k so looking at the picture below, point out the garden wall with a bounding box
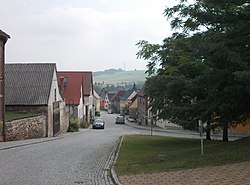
[5,115,47,141]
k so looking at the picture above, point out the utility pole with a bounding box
[0,29,10,142]
[199,120,204,156]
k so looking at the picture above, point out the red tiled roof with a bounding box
[111,90,126,101]
[82,72,93,96]
[57,71,93,105]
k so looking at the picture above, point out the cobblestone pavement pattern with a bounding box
[0,113,136,185]
[0,130,116,185]
[0,112,169,185]
[119,161,250,185]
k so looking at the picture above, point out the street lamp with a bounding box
[199,120,204,156]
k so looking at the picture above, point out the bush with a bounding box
[68,118,80,132]
[80,121,90,128]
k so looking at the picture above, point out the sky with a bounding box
[0,0,178,72]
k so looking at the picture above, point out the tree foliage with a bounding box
[137,0,250,141]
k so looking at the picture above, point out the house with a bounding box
[137,87,148,125]
[107,92,116,111]
[0,29,10,142]
[5,63,68,138]
[100,91,115,111]
[93,90,101,113]
[110,90,126,113]
[82,72,94,122]
[128,94,138,121]
[57,71,94,123]
[120,89,137,115]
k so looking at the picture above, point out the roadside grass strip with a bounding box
[115,135,250,175]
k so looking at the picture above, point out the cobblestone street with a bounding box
[0,113,129,185]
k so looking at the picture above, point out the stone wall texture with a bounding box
[5,115,46,141]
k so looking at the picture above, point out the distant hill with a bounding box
[93,69,147,84]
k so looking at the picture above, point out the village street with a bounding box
[0,112,201,185]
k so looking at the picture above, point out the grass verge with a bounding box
[115,135,250,176]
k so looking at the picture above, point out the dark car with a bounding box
[115,116,125,124]
[108,109,113,114]
[92,119,105,129]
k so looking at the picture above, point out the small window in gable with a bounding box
[54,89,57,101]
[63,77,68,85]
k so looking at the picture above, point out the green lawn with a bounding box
[6,112,38,121]
[115,135,250,176]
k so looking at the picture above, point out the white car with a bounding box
[115,116,125,124]
[92,119,105,129]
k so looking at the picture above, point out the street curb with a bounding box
[0,137,63,151]
[110,136,123,185]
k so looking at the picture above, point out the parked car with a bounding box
[92,119,105,129]
[95,111,100,117]
[108,109,113,114]
[115,116,125,124]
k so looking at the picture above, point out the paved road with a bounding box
[0,112,149,185]
[0,112,204,185]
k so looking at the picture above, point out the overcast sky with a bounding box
[0,0,178,71]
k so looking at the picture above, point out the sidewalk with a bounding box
[125,119,250,141]
[118,161,250,185]
[0,130,87,151]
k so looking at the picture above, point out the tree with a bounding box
[137,0,250,141]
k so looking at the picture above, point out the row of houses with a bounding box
[3,63,96,141]
[99,86,250,133]
[0,29,99,141]
[98,86,150,126]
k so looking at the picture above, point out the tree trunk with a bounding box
[206,122,211,140]
[223,122,229,142]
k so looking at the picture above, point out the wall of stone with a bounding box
[5,115,46,141]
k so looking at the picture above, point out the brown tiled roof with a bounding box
[5,63,56,105]
[111,90,126,101]
[57,71,93,105]
[82,72,93,96]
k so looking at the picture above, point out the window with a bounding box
[54,89,57,101]
[63,77,68,85]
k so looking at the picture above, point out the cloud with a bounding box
[1,0,175,71]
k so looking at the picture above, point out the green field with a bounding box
[93,70,147,84]
[115,135,250,176]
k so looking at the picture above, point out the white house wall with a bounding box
[47,68,64,137]
[78,84,84,121]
